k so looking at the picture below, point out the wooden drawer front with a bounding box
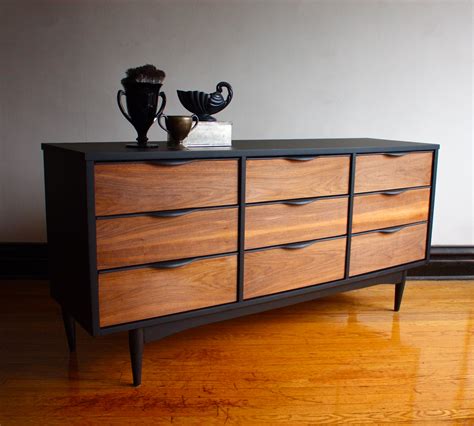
[245,197,348,250]
[352,188,430,234]
[95,160,238,216]
[244,238,346,299]
[246,156,350,203]
[99,255,237,327]
[350,223,427,276]
[355,152,432,193]
[96,207,238,270]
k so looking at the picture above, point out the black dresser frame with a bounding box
[42,138,439,386]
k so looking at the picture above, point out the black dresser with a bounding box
[42,138,439,385]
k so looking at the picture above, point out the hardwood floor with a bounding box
[0,280,473,424]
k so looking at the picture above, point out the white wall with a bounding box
[1,0,472,244]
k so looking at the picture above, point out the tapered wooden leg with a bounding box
[394,272,407,312]
[129,328,144,387]
[61,308,76,352]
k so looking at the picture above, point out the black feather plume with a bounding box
[122,64,166,85]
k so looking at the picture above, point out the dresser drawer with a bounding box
[352,187,430,234]
[246,156,350,203]
[96,207,238,270]
[355,152,432,193]
[95,159,238,216]
[245,197,348,249]
[350,223,427,276]
[244,237,346,299]
[99,255,237,327]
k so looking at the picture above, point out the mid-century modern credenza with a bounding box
[42,138,439,386]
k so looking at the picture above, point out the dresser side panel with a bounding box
[43,150,97,335]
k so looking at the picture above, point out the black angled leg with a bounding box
[394,272,407,312]
[61,308,76,352]
[129,328,144,387]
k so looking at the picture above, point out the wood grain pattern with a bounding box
[246,156,350,203]
[355,152,433,193]
[95,160,238,216]
[99,255,237,327]
[96,207,238,269]
[352,187,430,234]
[244,237,346,299]
[245,197,348,249]
[350,223,427,276]
[2,280,474,423]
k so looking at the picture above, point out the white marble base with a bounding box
[183,121,232,146]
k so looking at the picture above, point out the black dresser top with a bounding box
[42,138,439,161]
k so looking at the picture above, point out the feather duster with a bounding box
[122,64,165,85]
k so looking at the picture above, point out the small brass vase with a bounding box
[158,114,199,147]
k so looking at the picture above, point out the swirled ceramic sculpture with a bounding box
[177,81,233,122]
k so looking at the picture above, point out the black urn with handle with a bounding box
[117,65,167,148]
[177,81,233,122]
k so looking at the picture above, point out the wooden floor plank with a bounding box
[0,280,473,424]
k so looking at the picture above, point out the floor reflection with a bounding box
[1,280,473,423]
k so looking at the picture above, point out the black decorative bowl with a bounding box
[177,81,233,122]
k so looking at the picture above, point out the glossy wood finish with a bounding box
[355,152,432,193]
[246,156,350,203]
[350,223,428,277]
[2,280,473,424]
[245,197,348,249]
[244,238,346,299]
[352,187,430,233]
[95,160,238,216]
[96,207,238,270]
[99,255,237,327]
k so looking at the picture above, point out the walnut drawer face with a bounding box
[350,223,427,277]
[352,187,430,234]
[96,207,238,270]
[246,156,350,203]
[244,237,346,299]
[94,160,238,216]
[245,197,348,250]
[99,255,237,327]
[355,152,432,193]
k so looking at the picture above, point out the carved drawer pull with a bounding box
[383,152,407,157]
[147,208,197,218]
[380,189,408,196]
[281,240,317,250]
[149,159,195,166]
[282,156,317,161]
[377,226,405,234]
[282,199,316,206]
[150,258,196,269]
